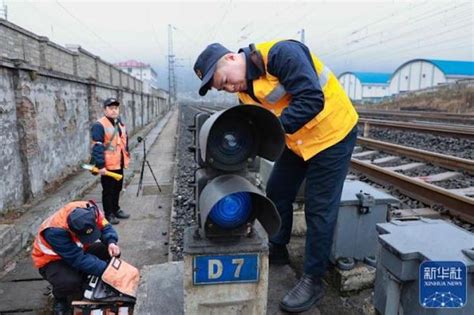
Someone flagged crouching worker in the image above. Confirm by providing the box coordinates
[31,201,121,315]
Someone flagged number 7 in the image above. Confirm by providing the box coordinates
[232,258,244,278]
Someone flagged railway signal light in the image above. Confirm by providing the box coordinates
[193,105,285,239]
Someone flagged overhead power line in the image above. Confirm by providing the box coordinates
[55,0,126,61]
[328,18,472,60]
[319,2,471,58]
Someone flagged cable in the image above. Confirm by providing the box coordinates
[325,15,472,60]
[362,34,473,69]
[28,1,101,52]
[55,0,126,61]
[320,2,471,58]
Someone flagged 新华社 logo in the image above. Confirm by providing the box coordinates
[419,261,467,308]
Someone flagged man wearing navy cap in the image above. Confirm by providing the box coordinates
[32,201,120,314]
[194,41,358,313]
[91,98,131,225]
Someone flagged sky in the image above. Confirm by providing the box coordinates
[3,0,473,98]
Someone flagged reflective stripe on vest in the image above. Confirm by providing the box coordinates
[265,84,286,104]
[37,237,84,256]
[264,64,331,105]
[318,65,331,87]
[36,237,58,256]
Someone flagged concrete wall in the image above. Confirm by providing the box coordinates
[0,21,41,65]
[0,18,169,213]
[0,68,23,211]
[44,43,75,75]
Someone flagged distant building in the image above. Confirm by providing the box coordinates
[338,72,391,102]
[115,60,158,93]
[388,59,474,95]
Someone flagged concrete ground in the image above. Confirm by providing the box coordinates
[135,235,373,315]
[0,108,373,314]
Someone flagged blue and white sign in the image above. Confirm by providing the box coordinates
[419,261,467,308]
[193,253,259,285]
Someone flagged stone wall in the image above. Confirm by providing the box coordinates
[0,19,170,213]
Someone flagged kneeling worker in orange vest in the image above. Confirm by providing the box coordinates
[31,201,121,314]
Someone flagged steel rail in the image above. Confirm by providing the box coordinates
[189,105,216,114]
[357,137,474,175]
[357,109,474,125]
[189,105,226,114]
[358,118,474,139]
[350,159,474,224]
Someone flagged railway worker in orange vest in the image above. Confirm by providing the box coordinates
[31,201,120,314]
[194,40,358,313]
[91,98,131,225]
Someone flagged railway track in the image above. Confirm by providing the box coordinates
[357,109,474,125]
[357,137,474,175]
[351,159,473,224]
[358,118,474,139]
[352,139,473,224]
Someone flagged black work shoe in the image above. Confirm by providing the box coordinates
[115,209,130,219]
[106,215,120,225]
[53,298,71,315]
[279,274,325,313]
[269,242,290,265]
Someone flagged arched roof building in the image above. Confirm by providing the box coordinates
[338,72,391,101]
[388,59,474,95]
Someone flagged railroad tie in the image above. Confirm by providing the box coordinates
[414,171,461,183]
[383,162,425,171]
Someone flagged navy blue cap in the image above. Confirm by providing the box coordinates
[194,43,231,96]
[67,207,101,244]
[103,98,120,108]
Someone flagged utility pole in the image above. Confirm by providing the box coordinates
[0,0,7,20]
[168,24,177,106]
[300,28,305,44]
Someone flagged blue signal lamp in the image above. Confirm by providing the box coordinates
[208,192,252,229]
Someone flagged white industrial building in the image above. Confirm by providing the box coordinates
[338,72,391,102]
[115,60,159,94]
[388,59,474,95]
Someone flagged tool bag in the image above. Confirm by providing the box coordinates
[84,257,140,303]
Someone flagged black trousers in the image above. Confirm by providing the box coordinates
[38,243,110,299]
[268,127,357,277]
[101,169,123,217]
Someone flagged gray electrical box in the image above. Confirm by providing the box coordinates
[330,180,399,265]
[374,219,474,315]
[258,158,274,190]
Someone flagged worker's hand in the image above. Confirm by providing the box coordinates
[108,243,121,257]
[99,168,107,176]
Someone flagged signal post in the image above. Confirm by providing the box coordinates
[183,105,285,314]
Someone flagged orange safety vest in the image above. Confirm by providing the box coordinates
[94,116,130,170]
[238,40,358,161]
[31,201,108,269]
